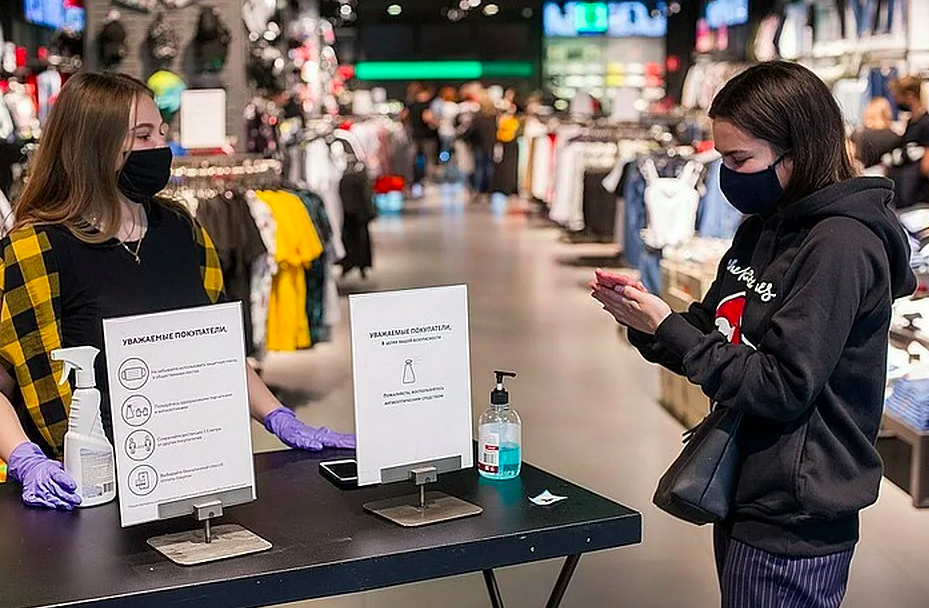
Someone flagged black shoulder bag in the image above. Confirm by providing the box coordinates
[652,403,742,525]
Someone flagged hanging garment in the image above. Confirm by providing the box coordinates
[339,165,375,275]
[641,158,701,250]
[193,6,230,73]
[0,187,12,236]
[3,84,40,140]
[246,191,278,357]
[295,190,334,344]
[583,169,616,239]
[147,11,180,63]
[492,139,520,196]
[697,158,742,239]
[623,163,648,268]
[196,192,268,356]
[257,190,323,351]
[304,138,347,261]
[98,17,128,69]
[36,69,62,125]
[0,95,15,141]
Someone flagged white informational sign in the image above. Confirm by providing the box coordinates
[180,89,227,149]
[103,303,255,527]
[350,286,473,486]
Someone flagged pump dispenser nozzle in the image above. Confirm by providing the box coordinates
[491,370,517,406]
[51,346,100,389]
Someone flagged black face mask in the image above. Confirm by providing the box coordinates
[719,156,785,216]
[118,147,173,205]
[898,102,912,113]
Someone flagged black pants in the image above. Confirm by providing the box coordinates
[714,525,854,608]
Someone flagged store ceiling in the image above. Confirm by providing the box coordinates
[321,0,543,25]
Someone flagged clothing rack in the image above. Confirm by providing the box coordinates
[165,154,343,360]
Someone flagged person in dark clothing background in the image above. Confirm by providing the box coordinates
[591,62,915,608]
[404,85,437,196]
[890,75,929,208]
[850,97,901,170]
[463,95,498,202]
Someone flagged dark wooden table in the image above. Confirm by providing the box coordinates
[0,449,642,608]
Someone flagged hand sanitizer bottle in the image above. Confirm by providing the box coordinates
[478,371,521,480]
[52,346,116,507]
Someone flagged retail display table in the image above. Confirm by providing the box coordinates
[0,449,641,608]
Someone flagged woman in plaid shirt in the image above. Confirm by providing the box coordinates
[0,72,353,510]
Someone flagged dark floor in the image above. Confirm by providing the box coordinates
[252,187,929,608]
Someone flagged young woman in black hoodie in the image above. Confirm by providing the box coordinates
[591,62,916,608]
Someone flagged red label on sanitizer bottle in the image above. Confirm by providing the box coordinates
[478,430,499,474]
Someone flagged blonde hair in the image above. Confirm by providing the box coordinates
[864,97,892,130]
[14,72,176,243]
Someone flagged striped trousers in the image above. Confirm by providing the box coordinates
[714,525,854,608]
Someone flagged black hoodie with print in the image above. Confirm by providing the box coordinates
[629,177,916,557]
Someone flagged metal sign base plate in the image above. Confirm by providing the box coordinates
[364,491,483,527]
[147,524,272,566]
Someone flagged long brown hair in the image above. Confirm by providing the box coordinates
[14,72,159,243]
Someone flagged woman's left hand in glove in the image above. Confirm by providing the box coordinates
[263,407,356,451]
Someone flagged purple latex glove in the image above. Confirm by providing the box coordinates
[264,407,356,451]
[8,442,82,510]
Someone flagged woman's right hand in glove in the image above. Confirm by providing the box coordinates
[8,442,82,510]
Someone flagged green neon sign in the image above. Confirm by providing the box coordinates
[575,2,608,33]
[355,61,535,81]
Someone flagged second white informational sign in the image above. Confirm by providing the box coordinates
[103,303,255,527]
[350,285,473,486]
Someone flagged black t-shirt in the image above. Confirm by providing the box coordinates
[195,192,266,354]
[891,112,929,208]
[852,128,901,168]
[0,202,224,456]
[903,112,929,145]
[408,101,434,140]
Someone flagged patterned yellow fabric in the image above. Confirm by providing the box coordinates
[0,227,70,457]
[255,191,323,351]
[0,222,225,458]
[197,225,225,304]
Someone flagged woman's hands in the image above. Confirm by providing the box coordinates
[590,269,672,335]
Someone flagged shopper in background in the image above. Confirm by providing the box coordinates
[431,86,461,174]
[850,97,901,171]
[463,93,498,202]
[592,61,915,607]
[0,72,354,511]
[890,75,929,207]
[405,84,438,197]
[455,82,482,188]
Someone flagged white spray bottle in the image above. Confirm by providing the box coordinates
[52,346,116,507]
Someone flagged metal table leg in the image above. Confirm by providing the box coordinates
[544,554,582,608]
[483,569,506,608]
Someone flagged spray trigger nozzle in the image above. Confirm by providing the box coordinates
[51,347,100,389]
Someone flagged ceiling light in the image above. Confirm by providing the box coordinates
[460,0,470,9]
[468,0,481,7]
[448,8,462,20]
[522,7,533,18]
[340,4,352,16]
[387,3,401,15]
[483,3,499,16]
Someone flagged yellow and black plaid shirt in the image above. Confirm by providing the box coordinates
[0,208,224,458]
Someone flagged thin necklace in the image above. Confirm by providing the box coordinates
[121,238,142,264]
[120,214,144,264]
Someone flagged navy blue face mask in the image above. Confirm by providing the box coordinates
[720,155,786,216]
